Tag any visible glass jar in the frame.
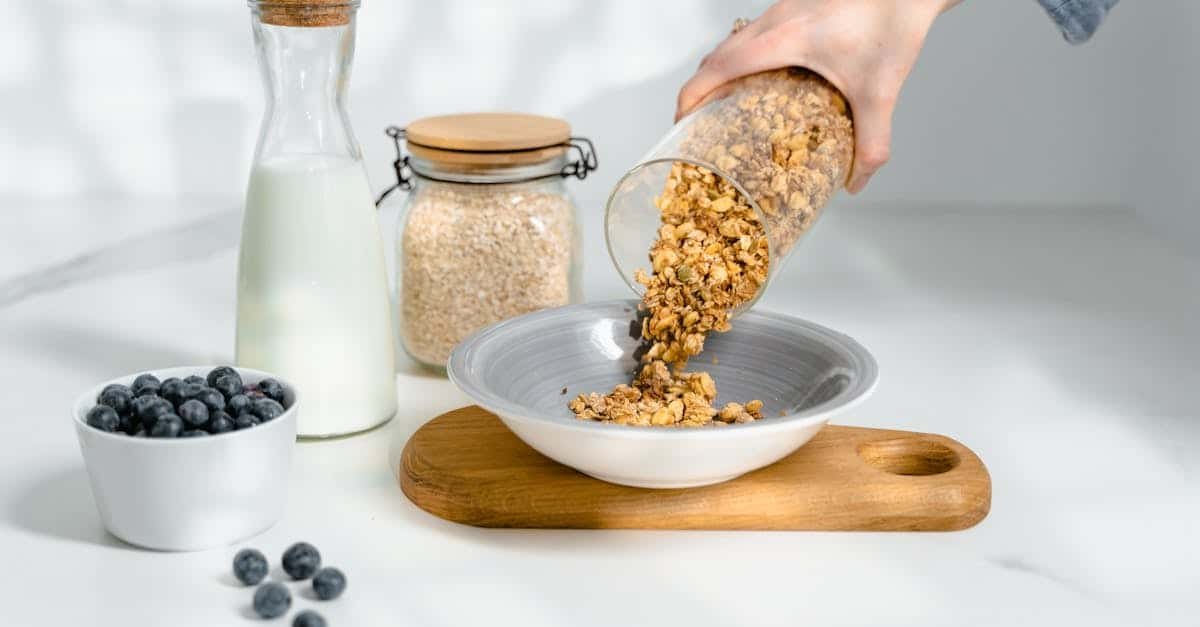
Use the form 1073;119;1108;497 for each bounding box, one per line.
379;114;596;370
236;0;397;437
604;68;854;312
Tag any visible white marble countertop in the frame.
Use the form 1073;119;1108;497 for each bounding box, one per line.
1;201;1197;626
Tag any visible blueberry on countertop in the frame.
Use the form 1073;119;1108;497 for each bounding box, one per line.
228;393;252;416
183;375;206;386
85;405;120;432
253;398;286;422
213;374;242;400
182;429;208;437
195;387;226;413
258;378;286;404
207;366;241;389
232;548;269;586
97;384;133;415
159;377;184;405
312;567;346;601
281;542;321;580
149;414;183;438
234;413;261;430
130;373;161;397
178;399;210;428
207;411;234;434
252;582;292;619
293;610;327;627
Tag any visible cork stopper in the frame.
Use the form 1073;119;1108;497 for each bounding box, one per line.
256;0;357;28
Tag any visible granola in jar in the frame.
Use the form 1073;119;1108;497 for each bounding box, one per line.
578;68;853;427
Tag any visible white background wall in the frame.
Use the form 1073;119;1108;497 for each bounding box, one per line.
2;0;1196;265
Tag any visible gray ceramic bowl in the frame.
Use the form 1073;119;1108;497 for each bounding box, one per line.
448;300;877;488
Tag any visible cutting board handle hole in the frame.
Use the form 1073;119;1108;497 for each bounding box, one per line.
856;437;961;476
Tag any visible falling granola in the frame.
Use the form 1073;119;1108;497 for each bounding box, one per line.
570;67;853;427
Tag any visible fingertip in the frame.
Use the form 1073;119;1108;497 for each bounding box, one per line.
675;77;707;122
845;173;869;195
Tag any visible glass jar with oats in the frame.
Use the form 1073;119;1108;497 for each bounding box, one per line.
605;68;854;313
378;113;596;370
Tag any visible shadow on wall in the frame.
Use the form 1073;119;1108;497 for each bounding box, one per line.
357;0;751;301
785;205;1200;468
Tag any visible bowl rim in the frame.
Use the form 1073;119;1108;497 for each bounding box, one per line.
447;299;878;439
73;366;298;445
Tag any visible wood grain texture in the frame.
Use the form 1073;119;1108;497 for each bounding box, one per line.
406;113;570;151
400;407;991;531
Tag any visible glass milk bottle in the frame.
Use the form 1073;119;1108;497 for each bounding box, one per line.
236;0;396;437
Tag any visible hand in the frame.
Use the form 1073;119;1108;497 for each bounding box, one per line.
676;0;961;193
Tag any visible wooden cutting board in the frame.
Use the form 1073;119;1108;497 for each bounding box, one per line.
399;406;991;531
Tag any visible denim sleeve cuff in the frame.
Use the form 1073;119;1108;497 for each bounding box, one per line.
1037;0;1119;44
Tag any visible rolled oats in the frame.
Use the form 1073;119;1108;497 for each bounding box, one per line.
401;183;575;366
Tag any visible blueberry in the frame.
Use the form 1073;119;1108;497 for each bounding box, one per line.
130;374;161;397
213;374;242;400
252;582;292;619
178;399;209;428
232;548;269;586
195;387;226;413
85;405;120;432
130;395;154;418
234;413;261;430
149;414;183;438
182;429;208;437
312;567;346;601
179;382;206;402
228;394;252;416
258;378;286;404
252;398;286;422
97;384;133;415
159;378;184;405
206;366;241;388
281;542;321;580
134;396;173;428
117;412;140;435
183;375;206;386
293;610;327;627
207;412;234;434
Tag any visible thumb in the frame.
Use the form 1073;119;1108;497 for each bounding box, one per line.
845;96;894;194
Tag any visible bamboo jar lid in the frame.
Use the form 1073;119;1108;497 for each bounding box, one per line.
406;113;572;167
257;0;356;28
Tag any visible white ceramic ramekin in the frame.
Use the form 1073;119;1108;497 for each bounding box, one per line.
72;366;297;551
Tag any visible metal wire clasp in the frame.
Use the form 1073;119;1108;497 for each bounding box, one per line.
374;126;598;207
560;137;599;181
375;126;412;206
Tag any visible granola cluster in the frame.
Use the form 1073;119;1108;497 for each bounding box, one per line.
570;68;853;428
570;360;764;427
689;68;854;257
